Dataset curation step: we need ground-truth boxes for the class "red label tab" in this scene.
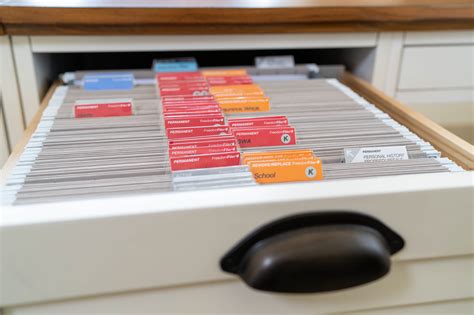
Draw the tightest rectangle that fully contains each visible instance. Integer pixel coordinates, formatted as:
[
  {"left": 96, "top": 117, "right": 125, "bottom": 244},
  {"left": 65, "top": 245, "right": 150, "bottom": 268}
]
[
  {"left": 163, "top": 102, "right": 219, "bottom": 109},
  {"left": 162, "top": 95, "right": 215, "bottom": 103},
  {"left": 228, "top": 116, "right": 288, "bottom": 128},
  {"left": 169, "top": 134, "right": 236, "bottom": 143},
  {"left": 74, "top": 102, "right": 132, "bottom": 118},
  {"left": 233, "top": 126, "right": 296, "bottom": 148},
  {"left": 207, "top": 75, "right": 253, "bottom": 86},
  {"left": 163, "top": 102, "right": 219, "bottom": 108},
  {"left": 157, "top": 72, "right": 203, "bottom": 81},
  {"left": 159, "top": 86, "right": 209, "bottom": 97},
  {"left": 159, "top": 82, "right": 209, "bottom": 90},
  {"left": 163, "top": 104, "right": 221, "bottom": 113},
  {"left": 164, "top": 115, "right": 225, "bottom": 128},
  {"left": 166, "top": 125, "right": 231, "bottom": 139},
  {"left": 169, "top": 137, "right": 237, "bottom": 150},
  {"left": 163, "top": 109, "right": 223, "bottom": 118},
  {"left": 170, "top": 152, "right": 241, "bottom": 171},
  {"left": 169, "top": 145, "right": 237, "bottom": 156}
]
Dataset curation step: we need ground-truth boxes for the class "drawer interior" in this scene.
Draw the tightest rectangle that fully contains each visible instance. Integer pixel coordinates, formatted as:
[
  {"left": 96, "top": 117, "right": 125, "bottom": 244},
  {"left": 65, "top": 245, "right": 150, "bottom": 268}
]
[
  {"left": 32, "top": 47, "right": 375, "bottom": 99},
  {"left": 1, "top": 61, "right": 472, "bottom": 205},
  {"left": 342, "top": 72, "right": 473, "bottom": 170}
]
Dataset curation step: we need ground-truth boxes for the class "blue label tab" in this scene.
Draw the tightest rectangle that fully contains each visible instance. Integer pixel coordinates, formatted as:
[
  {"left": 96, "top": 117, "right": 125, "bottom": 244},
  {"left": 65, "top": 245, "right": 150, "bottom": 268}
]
[
  {"left": 83, "top": 73, "right": 135, "bottom": 90},
  {"left": 153, "top": 58, "right": 198, "bottom": 73}
]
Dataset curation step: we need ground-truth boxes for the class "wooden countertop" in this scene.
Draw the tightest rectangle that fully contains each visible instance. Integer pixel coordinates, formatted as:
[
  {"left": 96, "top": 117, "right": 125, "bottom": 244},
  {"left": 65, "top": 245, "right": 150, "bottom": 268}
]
[{"left": 0, "top": 0, "right": 473, "bottom": 35}]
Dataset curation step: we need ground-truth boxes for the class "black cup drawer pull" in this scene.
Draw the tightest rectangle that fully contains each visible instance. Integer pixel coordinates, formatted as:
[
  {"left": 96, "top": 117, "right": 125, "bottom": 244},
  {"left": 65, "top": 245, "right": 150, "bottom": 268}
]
[{"left": 220, "top": 211, "right": 404, "bottom": 293}]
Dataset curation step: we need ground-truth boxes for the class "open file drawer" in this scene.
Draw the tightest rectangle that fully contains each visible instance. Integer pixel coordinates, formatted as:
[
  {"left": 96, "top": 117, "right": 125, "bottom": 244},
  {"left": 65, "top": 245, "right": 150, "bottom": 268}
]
[{"left": 1, "top": 73, "right": 473, "bottom": 314}]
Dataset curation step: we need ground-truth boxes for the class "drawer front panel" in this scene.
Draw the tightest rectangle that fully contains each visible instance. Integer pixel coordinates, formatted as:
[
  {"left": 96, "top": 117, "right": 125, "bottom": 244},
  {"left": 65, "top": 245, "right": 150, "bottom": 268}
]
[
  {"left": 1, "top": 172, "right": 473, "bottom": 307},
  {"left": 347, "top": 298, "right": 474, "bottom": 315},
  {"left": 404, "top": 31, "right": 474, "bottom": 46},
  {"left": 29, "top": 33, "right": 378, "bottom": 53},
  {"left": 4, "top": 255, "right": 474, "bottom": 315},
  {"left": 396, "top": 89, "right": 474, "bottom": 106},
  {"left": 398, "top": 45, "right": 474, "bottom": 90}
]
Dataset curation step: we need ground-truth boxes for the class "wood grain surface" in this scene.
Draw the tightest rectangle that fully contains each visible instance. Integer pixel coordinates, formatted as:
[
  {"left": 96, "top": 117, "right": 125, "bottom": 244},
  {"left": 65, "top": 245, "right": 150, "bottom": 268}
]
[{"left": 1, "top": 0, "right": 473, "bottom": 35}]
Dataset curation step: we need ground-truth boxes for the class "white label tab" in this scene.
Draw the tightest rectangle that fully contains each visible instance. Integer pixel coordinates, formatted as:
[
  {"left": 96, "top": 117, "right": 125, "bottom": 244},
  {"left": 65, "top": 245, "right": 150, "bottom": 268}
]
[
  {"left": 344, "top": 146, "right": 409, "bottom": 163},
  {"left": 255, "top": 55, "right": 295, "bottom": 69}
]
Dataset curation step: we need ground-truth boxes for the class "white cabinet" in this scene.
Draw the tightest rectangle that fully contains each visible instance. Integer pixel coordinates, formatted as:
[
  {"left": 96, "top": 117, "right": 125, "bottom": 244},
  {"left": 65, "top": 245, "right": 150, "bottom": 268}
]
[
  {"left": 0, "top": 36, "right": 25, "bottom": 164},
  {"left": 4, "top": 256, "right": 473, "bottom": 314},
  {"left": 1, "top": 30, "right": 473, "bottom": 314},
  {"left": 398, "top": 45, "right": 474, "bottom": 90},
  {"left": 393, "top": 31, "right": 474, "bottom": 143}
]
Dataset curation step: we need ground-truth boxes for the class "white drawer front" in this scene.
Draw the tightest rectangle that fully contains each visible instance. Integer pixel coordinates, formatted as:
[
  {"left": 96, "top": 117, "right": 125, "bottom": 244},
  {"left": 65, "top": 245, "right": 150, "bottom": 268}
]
[
  {"left": 405, "top": 31, "right": 474, "bottom": 46},
  {"left": 29, "top": 33, "right": 377, "bottom": 53},
  {"left": 347, "top": 298, "right": 474, "bottom": 315},
  {"left": 395, "top": 92, "right": 473, "bottom": 126},
  {"left": 396, "top": 88, "right": 474, "bottom": 105},
  {"left": 1, "top": 172, "right": 473, "bottom": 307},
  {"left": 398, "top": 45, "right": 474, "bottom": 90},
  {"left": 4, "top": 255, "right": 473, "bottom": 315}
]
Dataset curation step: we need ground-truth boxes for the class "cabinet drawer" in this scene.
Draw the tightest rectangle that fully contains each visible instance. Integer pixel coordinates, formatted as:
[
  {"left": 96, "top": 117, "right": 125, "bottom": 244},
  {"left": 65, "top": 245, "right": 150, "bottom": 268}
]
[
  {"left": 347, "top": 298, "right": 474, "bottom": 315},
  {"left": 398, "top": 45, "right": 474, "bottom": 90},
  {"left": 1, "top": 73, "right": 473, "bottom": 310},
  {"left": 4, "top": 255, "right": 474, "bottom": 314}
]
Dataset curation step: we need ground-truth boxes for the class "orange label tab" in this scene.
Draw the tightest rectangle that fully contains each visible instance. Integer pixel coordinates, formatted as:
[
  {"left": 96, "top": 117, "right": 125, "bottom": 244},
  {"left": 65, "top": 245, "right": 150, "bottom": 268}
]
[
  {"left": 217, "top": 97, "right": 270, "bottom": 113},
  {"left": 201, "top": 69, "right": 248, "bottom": 77},
  {"left": 210, "top": 84, "right": 264, "bottom": 97},
  {"left": 248, "top": 158, "right": 323, "bottom": 184},
  {"left": 242, "top": 149, "right": 313, "bottom": 160},
  {"left": 243, "top": 150, "right": 315, "bottom": 164},
  {"left": 247, "top": 156, "right": 320, "bottom": 167}
]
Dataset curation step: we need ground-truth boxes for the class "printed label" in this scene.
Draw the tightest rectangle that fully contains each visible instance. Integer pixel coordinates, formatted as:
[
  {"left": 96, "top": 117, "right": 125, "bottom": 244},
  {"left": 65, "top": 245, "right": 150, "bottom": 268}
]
[
  {"left": 162, "top": 95, "right": 215, "bottom": 103},
  {"left": 210, "top": 84, "right": 264, "bottom": 97},
  {"left": 156, "top": 71, "right": 204, "bottom": 81},
  {"left": 163, "top": 104, "right": 221, "bottom": 113},
  {"left": 217, "top": 97, "right": 270, "bottom": 113},
  {"left": 255, "top": 55, "right": 295, "bottom": 69},
  {"left": 164, "top": 116, "right": 225, "bottom": 128},
  {"left": 163, "top": 102, "right": 219, "bottom": 108},
  {"left": 159, "top": 86, "right": 209, "bottom": 97},
  {"left": 166, "top": 125, "right": 231, "bottom": 139},
  {"left": 207, "top": 75, "right": 253, "bottom": 86},
  {"left": 228, "top": 116, "right": 288, "bottom": 128},
  {"left": 74, "top": 99, "right": 133, "bottom": 118},
  {"left": 169, "top": 137, "right": 237, "bottom": 150},
  {"left": 169, "top": 145, "right": 237, "bottom": 156},
  {"left": 233, "top": 127, "right": 296, "bottom": 147},
  {"left": 344, "top": 146, "right": 409, "bottom": 163},
  {"left": 201, "top": 69, "right": 247, "bottom": 77},
  {"left": 243, "top": 149, "right": 314, "bottom": 164},
  {"left": 83, "top": 73, "right": 134, "bottom": 91},
  {"left": 247, "top": 156, "right": 319, "bottom": 165},
  {"left": 163, "top": 109, "right": 223, "bottom": 117},
  {"left": 170, "top": 152, "right": 241, "bottom": 171},
  {"left": 153, "top": 58, "right": 198, "bottom": 73},
  {"left": 248, "top": 158, "right": 323, "bottom": 184},
  {"left": 159, "top": 83, "right": 209, "bottom": 92}
]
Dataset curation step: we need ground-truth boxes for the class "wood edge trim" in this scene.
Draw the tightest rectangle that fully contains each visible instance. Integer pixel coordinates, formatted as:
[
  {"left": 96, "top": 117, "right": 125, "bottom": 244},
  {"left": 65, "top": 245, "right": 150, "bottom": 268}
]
[
  {"left": 341, "top": 72, "right": 474, "bottom": 170},
  {"left": 0, "top": 81, "right": 61, "bottom": 184},
  {"left": 3, "top": 21, "right": 474, "bottom": 36}
]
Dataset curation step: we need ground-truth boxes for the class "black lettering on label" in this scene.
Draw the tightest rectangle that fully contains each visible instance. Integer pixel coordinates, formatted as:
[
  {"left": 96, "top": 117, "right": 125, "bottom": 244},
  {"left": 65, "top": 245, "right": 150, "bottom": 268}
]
[
  {"left": 238, "top": 138, "right": 251, "bottom": 144},
  {"left": 254, "top": 172, "right": 276, "bottom": 179}
]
